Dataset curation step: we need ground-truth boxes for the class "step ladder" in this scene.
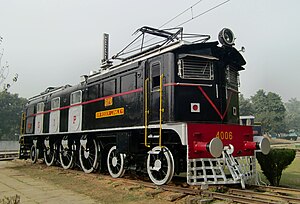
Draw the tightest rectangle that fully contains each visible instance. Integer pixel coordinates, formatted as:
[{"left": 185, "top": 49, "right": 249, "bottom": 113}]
[{"left": 223, "top": 146, "right": 246, "bottom": 189}]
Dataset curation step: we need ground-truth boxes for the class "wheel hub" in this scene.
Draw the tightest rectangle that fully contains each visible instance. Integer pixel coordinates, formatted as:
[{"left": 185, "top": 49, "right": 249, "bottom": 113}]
[
  {"left": 153, "top": 159, "right": 162, "bottom": 171},
  {"left": 63, "top": 150, "right": 68, "bottom": 157},
  {"left": 46, "top": 149, "right": 51, "bottom": 155},
  {"left": 112, "top": 156, "right": 118, "bottom": 167},
  {"left": 84, "top": 150, "right": 89, "bottom": 159}
]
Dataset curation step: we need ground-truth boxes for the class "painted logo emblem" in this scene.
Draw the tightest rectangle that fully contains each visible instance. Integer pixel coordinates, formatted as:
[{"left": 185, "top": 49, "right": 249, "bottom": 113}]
[{"left": 104, "top": 97, "right": 113, "bottom": 107}]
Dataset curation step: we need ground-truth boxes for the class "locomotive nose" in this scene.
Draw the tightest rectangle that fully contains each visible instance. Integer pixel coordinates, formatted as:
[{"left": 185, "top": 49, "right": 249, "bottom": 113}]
[{"left": 194, "top": 137, "right": 223, "bottom": 158}]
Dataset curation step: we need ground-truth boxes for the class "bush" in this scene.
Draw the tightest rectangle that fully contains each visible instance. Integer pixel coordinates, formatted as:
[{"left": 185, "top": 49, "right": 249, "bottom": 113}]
[{"left": 256, "top": 148, "right": 296, "bottom": 186}]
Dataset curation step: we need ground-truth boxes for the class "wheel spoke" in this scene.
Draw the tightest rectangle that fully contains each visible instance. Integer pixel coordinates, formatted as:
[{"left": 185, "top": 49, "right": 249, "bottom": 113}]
[
  {"left": 87, "top": 157, "right": 93, "bottom": 167},
  {"left": 88, "top": 153, "right": 96, "bottom": 158},
  {"left": 66, "top": 153, "right": 71, "bottom": 160}
]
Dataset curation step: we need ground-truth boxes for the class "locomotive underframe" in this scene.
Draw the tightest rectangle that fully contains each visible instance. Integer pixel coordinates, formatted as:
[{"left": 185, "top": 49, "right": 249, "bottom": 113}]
[{"left": 20, "top": 122, "right": 261, "bottom": 188}]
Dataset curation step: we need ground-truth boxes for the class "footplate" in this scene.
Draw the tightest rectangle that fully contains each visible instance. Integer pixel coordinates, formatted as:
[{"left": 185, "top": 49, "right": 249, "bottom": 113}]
[{"left": 187, "top": 151, "right": 257, "bottom": 188}]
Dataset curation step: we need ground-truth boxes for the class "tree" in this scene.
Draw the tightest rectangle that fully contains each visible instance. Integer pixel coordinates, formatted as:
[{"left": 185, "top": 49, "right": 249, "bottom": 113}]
[
  {"left": 256, "top": 149, "right": 296, "bottom": 186},
  {"left": 239, "top": 94, "right": 255, "bottom": 116},
  {"left": 251, "top": 90, "right": 286, "bottom": 134},
  {"left": 0, "top": 35, "right": 18, "bottom": 91},
  {"left": 0, "top": 91, "right": 27, "bottom": 140},
  {"left": 285, "top": 98, "right": 300, "bottom": 133},
  {"left": 251, "top": 90, "right": 268, "bottom": 113}
]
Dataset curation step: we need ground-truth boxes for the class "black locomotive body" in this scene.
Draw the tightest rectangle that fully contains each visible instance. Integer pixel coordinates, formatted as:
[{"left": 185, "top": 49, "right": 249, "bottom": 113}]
[{"left": 19, "top": 27, "right": 269, "bottom": 187}]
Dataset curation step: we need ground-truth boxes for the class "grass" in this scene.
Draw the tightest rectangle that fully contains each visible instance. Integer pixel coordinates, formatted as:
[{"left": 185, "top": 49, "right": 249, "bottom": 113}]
[
  {"left": 256, "top": 139, "right": 300, "bottom": 188},
  {"left": 279, "top": 156, "right": 300, "bottom": 188}
]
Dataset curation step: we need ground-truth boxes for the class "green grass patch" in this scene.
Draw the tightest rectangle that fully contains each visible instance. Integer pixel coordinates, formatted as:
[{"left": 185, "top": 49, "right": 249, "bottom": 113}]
[{"left": 280, "top": 156, "right": 300, "bottom": 188}]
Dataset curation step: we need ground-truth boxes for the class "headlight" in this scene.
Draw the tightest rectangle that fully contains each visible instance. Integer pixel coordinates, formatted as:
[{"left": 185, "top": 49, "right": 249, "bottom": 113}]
[{"left": 218, "top": 28, "right": 235, "bottom": 46}]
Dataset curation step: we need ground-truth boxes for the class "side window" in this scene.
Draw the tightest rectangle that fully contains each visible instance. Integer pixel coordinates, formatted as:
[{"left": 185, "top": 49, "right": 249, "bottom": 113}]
[
  {"left": 150, "top": 61, "right": 161, "bottom": 90},
  {"left": 26, "top": 105, "right": 34, "bottom": 116},
  {"left": 87, "top": 85, "right": 98, "bottom": 100},
  {"left": 71, "top": 91, "right": 82, "bottom": 105},
  {"left": 121, "top": 73, "right": 137, "bottom": 92},
  {"left": 37, "top": 102, "right": 44, "bottom": 113},
  {"left": 51, "top": 97, "right": 60, "bottom": 110},
  {"left": 103, "top": 79, "right": 116, "bottom": 96}
]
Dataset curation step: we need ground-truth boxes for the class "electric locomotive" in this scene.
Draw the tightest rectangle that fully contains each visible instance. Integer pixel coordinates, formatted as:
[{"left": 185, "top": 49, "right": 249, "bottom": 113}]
[{"left": 19, "top": 26, "right": 270, "bottom": 188}]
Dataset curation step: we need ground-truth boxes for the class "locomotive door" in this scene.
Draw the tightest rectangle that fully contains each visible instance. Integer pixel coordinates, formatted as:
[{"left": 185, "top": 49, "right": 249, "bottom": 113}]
[
  {"left": 26, "top": 106, "right": 34, "bottom": 134},
  {"left": 147, "top": 59, "right": 163, "bottom": 123},
  {"left": 68, "top": 91, "right": 82, "bottom": 132},
  {"left": 34, "top": 102, "right": 44, "bottom": 134},
  {"left": 49, "top": 97, "right": 60, "bottom": 133}
]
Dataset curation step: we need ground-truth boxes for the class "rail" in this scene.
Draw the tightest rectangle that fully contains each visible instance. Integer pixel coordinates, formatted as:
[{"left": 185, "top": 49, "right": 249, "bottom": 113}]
[
  {"left": 254, "top": 185, "right": 300, "bottom": 195},
  {"left": 229, "top": 188, "right": 300, "bottom": 204}
]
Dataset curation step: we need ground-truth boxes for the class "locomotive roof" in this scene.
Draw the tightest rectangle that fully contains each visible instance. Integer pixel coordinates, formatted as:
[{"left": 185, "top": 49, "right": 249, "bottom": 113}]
[
  {"left": 26, "top": 27, "right": 245, "bottom": 103},
  {"left": 87, "top": 40, "right": 222, "bottom": 83},
  {"left": 26, "top": 40, "right": 187, "bottom": 103}
]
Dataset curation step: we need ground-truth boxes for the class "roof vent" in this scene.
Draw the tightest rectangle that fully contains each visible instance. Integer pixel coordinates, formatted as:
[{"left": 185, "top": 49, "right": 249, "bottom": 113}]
[{"left": 80, "top": 75, "right": 88, "bottom": 83}]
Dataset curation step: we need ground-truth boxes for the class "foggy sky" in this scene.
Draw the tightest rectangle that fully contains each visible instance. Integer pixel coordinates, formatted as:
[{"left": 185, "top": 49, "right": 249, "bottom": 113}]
[{"left": 1, "top": 0, "right": 299, "bottom": 101}]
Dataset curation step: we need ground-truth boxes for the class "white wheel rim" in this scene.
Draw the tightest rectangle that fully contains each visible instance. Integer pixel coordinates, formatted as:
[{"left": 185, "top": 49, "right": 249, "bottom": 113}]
[
  {"left": 107, "top": 146, "right": 125, "bottom": 178},
  {"left": 79, "top": 139, "right": 99, "bottom": 173},
  {"left": 147, "top": 146, "right": 174, "bottom": 185}
]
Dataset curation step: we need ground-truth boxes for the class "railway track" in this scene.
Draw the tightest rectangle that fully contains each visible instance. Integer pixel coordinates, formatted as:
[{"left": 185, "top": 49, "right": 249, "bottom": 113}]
[
  {"left": 254, "top": 185, "right": 300, "bottom": 196},
  {"left": 10, "top": 161, "right": 300, "bottom": 203},
  {"left": 228, "top": 188, "right": 300, "bottom": 204},
  {"left": 110, "top": 176, "right": 300, "bottom": 203},
  {"left": 0, "top": 151, "right": 19, "bottom": 161}
]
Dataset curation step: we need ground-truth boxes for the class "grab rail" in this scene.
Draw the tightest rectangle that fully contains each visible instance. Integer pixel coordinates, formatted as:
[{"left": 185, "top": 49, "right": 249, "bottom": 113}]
[{"left": 144, "top": 78, "right": 150, "bottom": 147}]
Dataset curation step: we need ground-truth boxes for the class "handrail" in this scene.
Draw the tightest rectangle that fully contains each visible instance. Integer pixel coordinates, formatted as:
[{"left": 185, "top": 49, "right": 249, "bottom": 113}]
[
  {"left": 159, "top": 74, "right": 164, "bottom": 147},
  {"left": 144, "top": 78, "right": 150, "bottom": 147},
  {"left": 20, "top": 112, "right": 25, "bottom": 136}
]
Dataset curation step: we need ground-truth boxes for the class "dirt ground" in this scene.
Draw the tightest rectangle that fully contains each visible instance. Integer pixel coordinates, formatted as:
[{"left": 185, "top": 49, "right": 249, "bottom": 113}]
[{"left": 0, "top": 160, "right": 202, "bottom": 204}]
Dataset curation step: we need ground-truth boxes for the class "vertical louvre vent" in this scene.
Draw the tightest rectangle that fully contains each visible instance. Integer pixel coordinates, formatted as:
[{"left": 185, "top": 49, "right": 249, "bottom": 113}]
[
  {"left": 226, "top": 65, "right": 239, "bottom": 89},
  {"left": 178, "top": 58, "right": 214, "bottom": 80}
]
